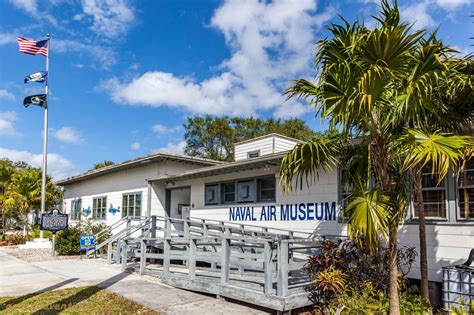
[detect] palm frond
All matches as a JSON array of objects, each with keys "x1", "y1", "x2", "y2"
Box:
[
  {"x1": 346, "y1": 187, "x2": 390, "y2": 250},
  {"x1": 399, "y1": 129, "x2": 472, "y2": 180},
  {"x1": 279, "y1": 134, "x2": 341, "y2": 193}
]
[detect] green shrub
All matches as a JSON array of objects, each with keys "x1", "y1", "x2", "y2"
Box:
[
  {"x1": 30, "y1": 228, "x2": 52, "y2": 241},
  {"x1": 328, "y1": 284, "x2": 430, "y2": 314},
  {"x1": 55, "y1": 225, "x2": 82, "y2": 255},
  {"x1": 55, "y1": 220, "x2": 111, "y2": 256}
]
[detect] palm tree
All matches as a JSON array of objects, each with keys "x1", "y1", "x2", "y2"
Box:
[
  {"x1": 398, "y1": 130, "x2": 472, "y2": 301},
  {"x1": 3, "y1": 168, "x2": 61, "y2": 233},
  {"x1": 279, "y1": 1, "x2": 469, "y2": 313},
  {"x1": 0, "y1": 159, "x2": 14, "y2": 239}
]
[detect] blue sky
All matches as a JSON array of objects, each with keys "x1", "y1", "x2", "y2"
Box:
[{"x1": 0, "y1": 0, "x2": 472, "y2": 180}]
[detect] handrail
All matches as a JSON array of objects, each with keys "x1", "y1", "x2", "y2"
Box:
[
  {"x1": 94, "y1": 215, "x2": 149, "y2": 239},
  {"x1": 188, "y1": 216, "x2": 313, "y2": 238}
]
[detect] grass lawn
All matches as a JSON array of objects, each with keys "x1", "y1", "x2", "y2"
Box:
[{"x1": 0, "y1": 286, "x2": 159, "y2": 314}]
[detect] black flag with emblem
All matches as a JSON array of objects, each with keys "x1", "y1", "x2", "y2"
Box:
[{"x1": 23, "y1": 94, "x2": 47, "y2": 108}]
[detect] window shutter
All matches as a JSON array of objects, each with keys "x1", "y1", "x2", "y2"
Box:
[
  {"x1": 237, "y1": 180, "x2": 255, "y2": 203},
  {"x1": 205, "y1": 185, "x2": 220, "y2": 205}
]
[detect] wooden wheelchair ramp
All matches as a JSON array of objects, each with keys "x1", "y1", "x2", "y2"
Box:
[{"x1": 95, "y1": 215, "x2": 340, "y2": 312}]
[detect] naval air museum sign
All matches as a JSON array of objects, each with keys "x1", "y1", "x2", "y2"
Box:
[{"x1": 229, "y1": 202, "x2": 337, "y2": 222}]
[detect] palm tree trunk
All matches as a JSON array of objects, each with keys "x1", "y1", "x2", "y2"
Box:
[
  {"x1": 413, "y1": 167, "x2": 430, "y2": 303},
  {"x1": 371, "y1": 137, "x2": 400, "y2": 315},
  {"x1": 389, "y1": 225, "x2": 400, "y2": 315}
]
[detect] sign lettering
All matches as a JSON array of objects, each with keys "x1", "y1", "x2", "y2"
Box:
[
  {"x1": 229, "y1": 202, "x2": 337, "y2": 222},
  {"x1": 40, "y1": 209, "x2": 68, "y2": 233}
]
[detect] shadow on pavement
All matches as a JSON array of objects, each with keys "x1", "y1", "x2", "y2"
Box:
[
  {"x1": 0, "y1": 278, "x2": 79, "y2": 311},
  {"x1": 31, "y1": 271, "x2": 131, "y2": 315}
]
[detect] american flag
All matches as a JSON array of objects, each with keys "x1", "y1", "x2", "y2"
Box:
[{"x1": 17, "y1": 37, "x2": 48, "y2": 57}]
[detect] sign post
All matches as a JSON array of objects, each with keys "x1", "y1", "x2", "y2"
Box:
[{"x1": 40, "y1": 209, "x2": 68, "y2": 255}]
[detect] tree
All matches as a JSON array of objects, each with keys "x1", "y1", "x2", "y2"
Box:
[
  {"x1": 90, "y1": 160, "x2": 115, "y2": 171},
  {"x1": 184, "y1": 115, "x2": 317, "y2": 161},
  {"x1": 279, "y1": 1, "x2": 472, "y2": 313},
  {"x1": 1, "y1": 161, "x2": 62, "y2": 232},
  {"x1": 398, "y1": 130, "x2": 471, "y2": 301},
  {"x1": 0, "y1": 159, "x2": 15, "y2": 238}
]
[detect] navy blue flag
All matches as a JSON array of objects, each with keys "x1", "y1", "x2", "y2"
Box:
[
  {"x1": 24, "y1": 71, "x2": 47, "y2": 83},
  {"x1": 23, "y1": 94, "x2": 47, "y2": 108}
]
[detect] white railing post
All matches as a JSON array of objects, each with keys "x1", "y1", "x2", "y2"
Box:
[
  {"x1": 163, "y1": 239, "x2": 170, "y2": 277},
  {"x1": 189, "y1": 238, "x2": 196, "y2": 280},
  {"x1": 264, "y1": 241, "x2": 273, "y2": 294},
  {"x1": 115, "y1": 240, "x2": 121, "y2": 264},
  {"x1": 139, "y1": 239, "x2": 146, "y2": 275},
  {"x1": 121, "y1": 240, "x2": 127, "y2": 270},
  {"x1": 107, "y1": 243, "x2": 113, "y2": 264},
  {"x1": 277, "y1": 239, "x2": 289, "y2": 297},
  {"x1": 221, "y1": 237, "x2": 230, "y2": 285},
  {"x1": 165, "y1": 217, "x2": 171, "y2": 238}
]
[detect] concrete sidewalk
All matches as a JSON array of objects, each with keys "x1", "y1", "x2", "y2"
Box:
[{"x1": 0, "y1": 250, "x2": 268, "y2": 314}]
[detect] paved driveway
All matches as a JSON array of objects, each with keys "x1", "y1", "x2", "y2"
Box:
[{"x1": 0, "y1": 250, "x2": 268, "y2": 314}]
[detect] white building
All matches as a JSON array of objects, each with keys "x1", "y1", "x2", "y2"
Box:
[{"x1": 57, "y1": 133, "x2": 474, "y2": 292}]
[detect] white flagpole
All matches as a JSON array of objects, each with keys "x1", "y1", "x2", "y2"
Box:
[{"x1": 39, "y1": 34, "x2": 50, "y2": 239}]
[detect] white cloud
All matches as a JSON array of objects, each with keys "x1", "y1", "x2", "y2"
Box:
[
  {"x1": 400, "y1": 0, "x2": 435, "y2": 28},
  {"x1": 0, "y1": 148, "x2": 79, "y2": 180},
  {"x1": 151, "y1": 123, "x2": 181, "y2": 134},
  {"x1": 0, "y1": 33, "x2": 17, "y2": 46},
  {"x1": 54, "y1": 39, "x2": 117, "y2": 69},
  {"x1": 130, "y1": 142, "x2": 140, "y2": 150},
  {"x1": 0, "y1": 89, "x2": 15, "y2": 101},
  {"x1": 102, "y1": 0, "x2": 335, "y2": 117},
  {"x1": 153, "y1": 141, "x2": 186, "y2": 155},
  {"x1": 53, "y1": 127, "x2": 84, "y2": 144},
  {"x1": 73, "y1": 13, "x2": 84, "y2": 21},
  {"x1": 9, "y1": 0, "x2": 58, "y2": 26},
  {"x1": 434, "y1": 0, "x2": 473, "y2": 10},
  {"x1": 400, "y1": 1, "x2": 435, "y2": 29},
  {"x1": 0, "y1": 112, "x2": 19, "y2": 136},
  {"x1": 10, "y1": 0, "x2": 38, "y2": 14},
  {"x1": 81, "y1": 0, "x2": 135, "y2": 39}
]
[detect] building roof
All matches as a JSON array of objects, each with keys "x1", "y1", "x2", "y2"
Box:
[
  {"x1": 233, "y1": 133, "x2": 304, "y2": 146},
  {"x1": 56, "y1": 153, "x2": 223, "y2": 186},
  {"x1": 147, "y1": 151, "x2": 286, "y2": 183}
]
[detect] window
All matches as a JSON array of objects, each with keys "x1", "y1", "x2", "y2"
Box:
[
  {"x1": 221, "y1": 182, "x2": 236, "y2": 203},
  {"x1": 70, "y1": 198, "x2": 82, "y2": 220},
  {"x1": 414, "y1": 165, "x2": 447, "y2": 219},
  {"x1": 257, "y1": 177, "x2": 276, "y2": 202},
  {"x1": 93, "y1": 196, "x2": 107, "y2": 220},
  {"x1": 338, "y1": 168, "x2": 356, "y2": 222},
  {"x1": 205, "y1": 176, "x2": 276, "y2": 205},
  {"x1": 237, "y1": 180, "x2": 256, "y2": 203},
  {"x1": 122, "y1": 193, "x2": 142, "y2": 218},
  {"x1": 247, "y1": 150, "x2": 260, "y2": 159},
  {"x1": 458, "y1": 159, "x2": 474, "y2": 219},
  {"x1": 205, "y1": 184, "x2": 220, "y2": 205}
]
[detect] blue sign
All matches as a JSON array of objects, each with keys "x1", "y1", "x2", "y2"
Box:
[
  {"x1": 229, "y1": 202, "x2": 337, "y2": 222},
  {"x1": 80, "y1": 235, "x2": 95, "y2": 250}
]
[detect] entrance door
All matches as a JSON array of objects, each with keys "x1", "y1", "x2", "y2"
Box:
[
  {"x1": 179, "y1": 205, "x2": 190, "y2": 221},
  {"x1": 166, "y1": 187, "x2": 191, "y2": 233}
]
